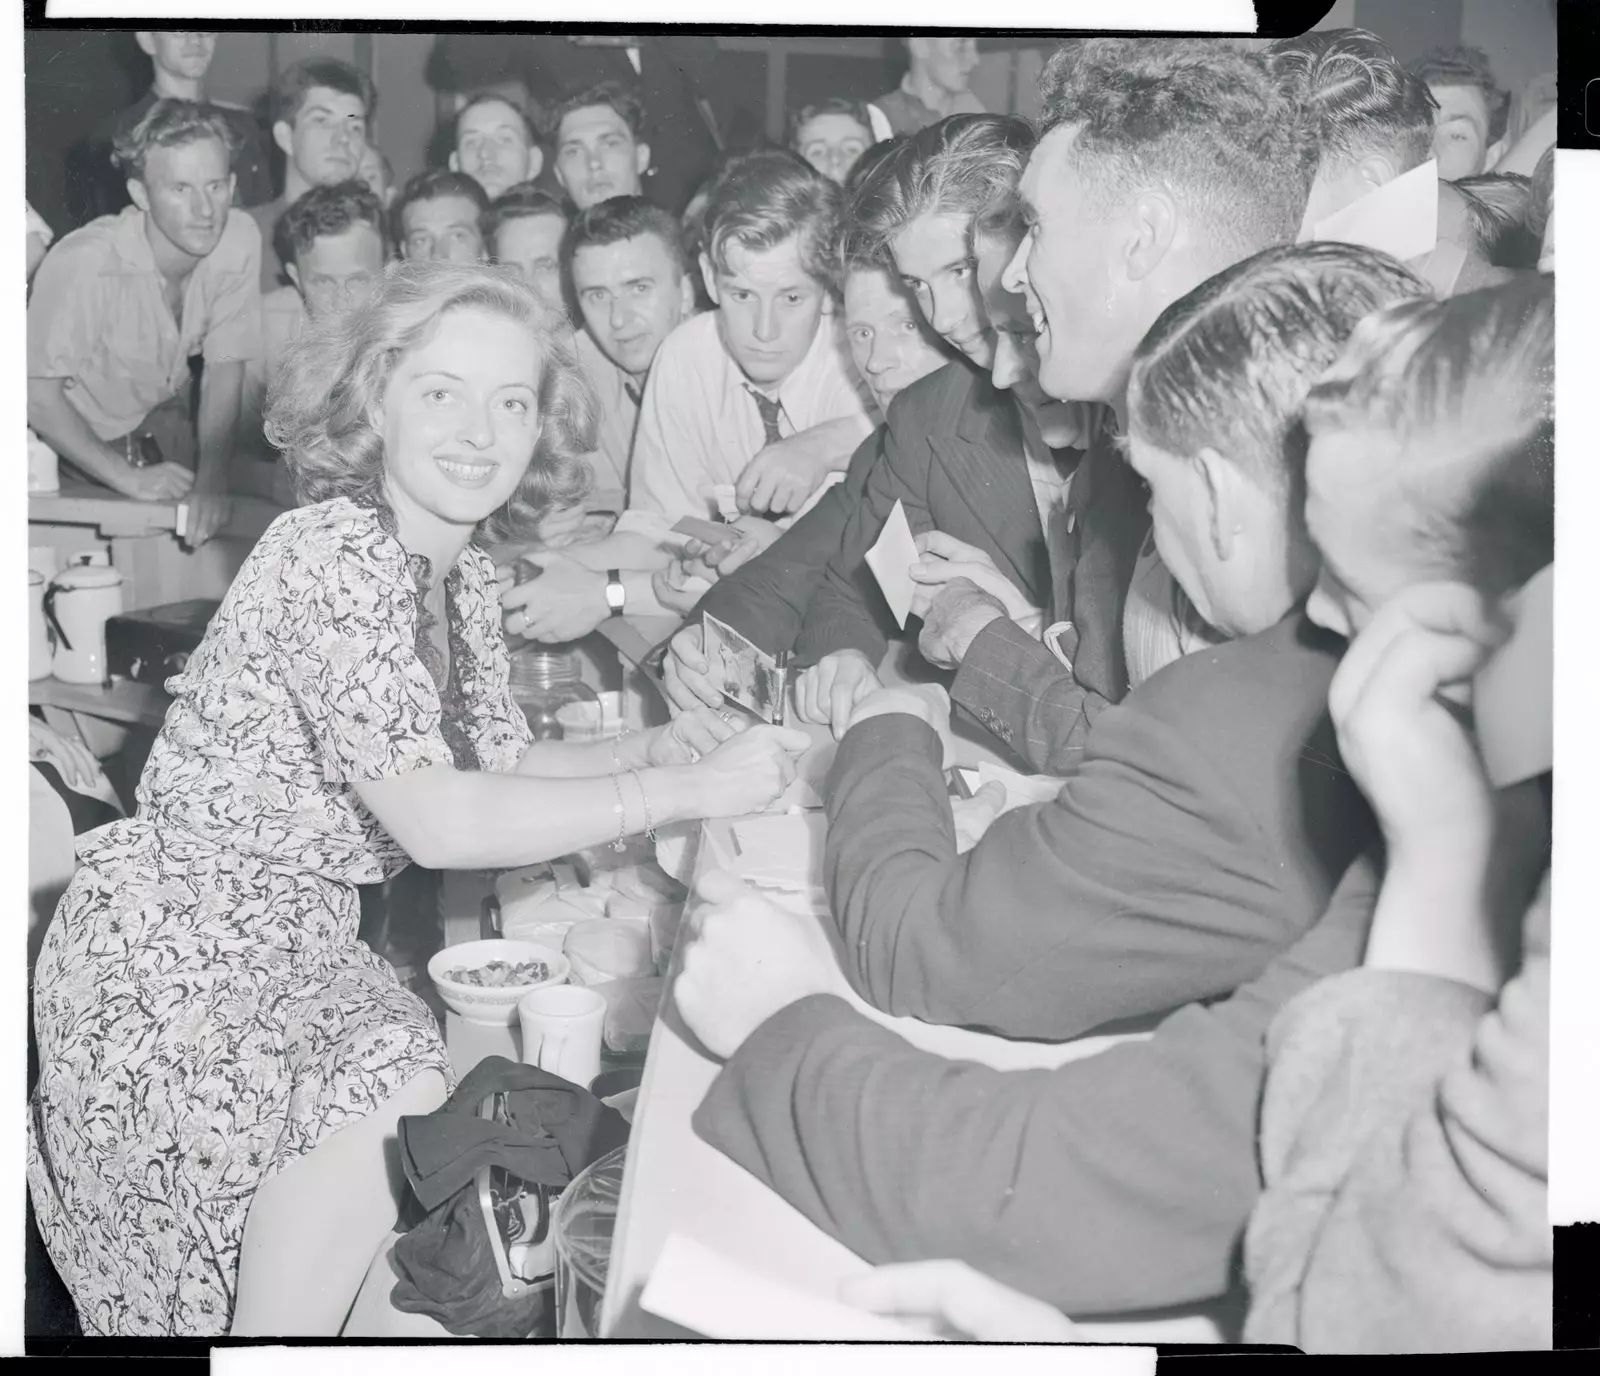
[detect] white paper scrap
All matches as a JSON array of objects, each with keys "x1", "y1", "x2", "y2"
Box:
[{"x1": 640, "y1": 1233, "x2": 936, "y2": 1341}]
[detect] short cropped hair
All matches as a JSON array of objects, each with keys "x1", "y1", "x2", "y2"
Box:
[
  {"x1": 545, "y1": 80, "x2": 647, "y2": 146},
  {"x1": 394, "y1": 168, "x2": 490, "y2": 236},
  {"x1": 700, "y1": 151, "x2": 844, "y2": 291},
  {"x1": 787, "y1": 97, "x2": 874, "y2": 149},
  {"x1": 1454, "y1": 173, "x2": 1539, "y2": 269},
  {"x1": 1304, "y1": 271, "x2": 1553, "y2": 596},
  {"x1": 1127, "y1": 241, "x2": 1431, "y2": 495},
  {"x1": 454, "y1": 90, "x2": 539, "y2": 148},
  {"x1": 1041, "y1": 38, "x2": 1318, "y2": 261},
  {"x1": 112, "y1": 98, "x2": 238, "y2": 183},
  {"x1": 1408, "y1": 45, "x2": 1510, "y2": 144},
  {"x1": 484, "y1": 182, "x2": 568, "y2": 252},
  {"x1": 265, "y1": 259, "x2": 598, "y2": 545},
  {"x1": 1265, "y1": 29, "x2": 1437, "y2": 174},
  {"x1": 273, "y1": 56, "x2": 376, "y2": 127},
  {"x1": 848, "y1": 114, "x2": 1035, "y2": 262},
  {"x1": 276, "y1": 179, "x2": 386, "y2": 269},
  {"x1": 564, "y1": 194, "x2": 689, "y2": 277}
]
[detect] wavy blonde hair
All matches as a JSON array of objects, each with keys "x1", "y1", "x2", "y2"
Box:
[{"x1": 264, "y1": 259, "x2": 598, "y2": 546}]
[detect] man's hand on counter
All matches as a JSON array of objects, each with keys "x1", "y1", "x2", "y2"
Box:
[
  {"x1": 674, "y1": 868, "x2": 849, "y2": 1060},
  {"x1": 181, "y1": 490, "x2": 234, "y2": 550},
  {"x1": 111, "y1": 460, "x2": 195, "y2": 504}
]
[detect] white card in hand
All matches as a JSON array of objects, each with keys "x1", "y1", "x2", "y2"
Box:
[
  {"x1": 640, "y1": 1233, "x2": 935, "y2": 1341},
  {"x1": 976, "y1": 761, "x2": 1066, "y2": 812},
  {"x1": 864, "y1": 498, "x2": 920, "y2": 629}
]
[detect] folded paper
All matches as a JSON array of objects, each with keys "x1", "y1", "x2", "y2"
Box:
[
  {"x1": 1304, "y1": 157, "x2": 1439, "y2": 264},
  {"x1": 640, "y1": 1232, "x2": 935, "y2": 1341},
  {"x1": 864, "y1": 499, "x2": 921, "y2": 629}
]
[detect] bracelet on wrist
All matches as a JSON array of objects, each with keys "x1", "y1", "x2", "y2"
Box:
[
  {"x1": 608, "y1": 771, "x2": 629, "y2": 852},
  {"x1": 628, "y1": 768, "x2": 657, "y2": 843}
]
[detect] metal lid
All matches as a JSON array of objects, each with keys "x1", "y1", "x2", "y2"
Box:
[{"x1": 50, "y1": 564, "x2": 122, "y2": 590}]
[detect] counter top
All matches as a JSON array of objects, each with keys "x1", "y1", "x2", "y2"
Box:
[
  {"x1": 29, "y1": 481, "x2": 287, "y2": 541},
  {"x1": 601, "y1": 812, "x2": 1228, "y2": 1343}
]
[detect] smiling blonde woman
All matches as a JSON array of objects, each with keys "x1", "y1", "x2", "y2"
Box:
[{"x1": 27, "y1": 260, "x2": 808, "y2": 1338}]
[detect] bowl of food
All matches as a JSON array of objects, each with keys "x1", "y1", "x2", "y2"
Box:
[{"x1": 428, "y1": 938, "x2": 570, "y2": 1026}]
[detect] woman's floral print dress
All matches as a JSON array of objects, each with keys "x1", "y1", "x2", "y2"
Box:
[{"x1": 27, "y1": 497, "x2": 532, "y2": 1336}]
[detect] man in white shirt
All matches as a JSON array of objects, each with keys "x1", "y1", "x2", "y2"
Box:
[{"x1": 499, "y1": 151, "x2": 876, "y2": 645}]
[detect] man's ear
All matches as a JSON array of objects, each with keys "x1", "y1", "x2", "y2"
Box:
[
  {"x1": 527, "y1": 146, "x2": 545, "y2": 183},
  {"x1": 1125, "y1": 190, "x2": 1179, "y2": 283},
  {"x1": 447, "y1": 151, "x2": 461, "y2": 174},
  {"x1": 127, "y1": 178, "x2": 150, "y2": 214},
  {"x1": 1196, "y1": 445, "x2": 1239, "y2": 562},
  {"x1": 135, "y1": 31, "x2": 156, "y2": 59},
  {"x1": 552, "y1": 159, "x2": 572, "y2": 195},
  {"x1": 634, "y1": 141, "x2": 652, "y2": 178},
  {"x1": 677, "y1": 272, "x2": 697, "y2": 319},
  {"x1": 699, "y1": 252, "x2": 720, "y2": 307},
  {"x1": 272, "y1": 119, "x2": 294, "y2": 160},
  {"x1": 1484, "y1": 136, "x2": 1510, "y2": 173},
  {"x1": 1355, "y1": 152, "x2": 1400, "y2": 193},
  {"x1": 285, "y1": 262, "x2": 301, "y2": 293}
]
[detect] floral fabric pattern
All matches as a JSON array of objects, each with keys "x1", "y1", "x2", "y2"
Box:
[{"x1": 27, "y1": 498, "x2": 532, "y2": 1336}]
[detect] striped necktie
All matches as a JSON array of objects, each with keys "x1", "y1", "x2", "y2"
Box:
[{"x1": 746, "y1": 386, "x2": 785, "y2": 446}]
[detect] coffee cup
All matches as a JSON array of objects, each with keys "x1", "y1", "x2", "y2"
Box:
[{"x1": 517, "y1": 984, "x2": 606, "y2": 1090}]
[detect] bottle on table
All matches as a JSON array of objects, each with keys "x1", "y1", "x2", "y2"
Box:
[{"x1": 510, "y1": 649, "x2": 599, "y2": 741}]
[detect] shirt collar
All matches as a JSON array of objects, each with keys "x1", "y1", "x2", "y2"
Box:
[
  {"x1": 110, "y1": 205, "x2": 161, "y2": 274},
  {"x1": 725, "y1": 308, "x2": 837, "y2": 411}
]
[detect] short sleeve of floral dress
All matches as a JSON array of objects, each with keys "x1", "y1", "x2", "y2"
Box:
[{"x1": 26, "y1": 498, "x2": 527, "y2": 1337}]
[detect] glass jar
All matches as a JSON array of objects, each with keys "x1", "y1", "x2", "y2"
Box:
[{"x1": 510, "y1": 650, "x2": 599, "y2": 741}]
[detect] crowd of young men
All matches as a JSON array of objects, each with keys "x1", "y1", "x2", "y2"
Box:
[{"x1": 25, "y1": 29, "x2": 1556, "y2": 1349}]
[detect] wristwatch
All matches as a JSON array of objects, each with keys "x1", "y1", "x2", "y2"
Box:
[{"x1": 605, "y1": 569, "x2": 626, "y2": 617}]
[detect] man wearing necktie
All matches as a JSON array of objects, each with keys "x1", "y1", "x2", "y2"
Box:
[{"x1": 497, "y1": 152, "x2": 875, "y2": 648}]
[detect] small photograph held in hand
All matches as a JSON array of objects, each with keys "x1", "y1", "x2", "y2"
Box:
[{"x1": 703, "y1": 613, "x2": 785, "y2": 725}]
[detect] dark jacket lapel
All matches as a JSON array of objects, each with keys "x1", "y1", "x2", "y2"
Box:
[{"x1": 929, "y1": 378, "x2": 1048, "y2": 604}]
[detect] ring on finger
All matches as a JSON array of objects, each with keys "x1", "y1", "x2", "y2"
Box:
[{"x1": 719, "y1": 710, "x2": 733, "y2": 724}]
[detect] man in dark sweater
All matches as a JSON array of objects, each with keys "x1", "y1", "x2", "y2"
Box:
[
  {"x1": 676, "y1": 238, "x2": 1432, "y2": 1316},
  {"x1": 69, "y1": 31, "x2": 273, "y2": 227}
]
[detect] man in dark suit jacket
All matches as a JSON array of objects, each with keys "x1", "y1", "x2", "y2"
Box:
[
  {"x1": 427, "y1": 33, "x2": 720, "y2": 215},
  {"x1": 674, "y1": 241, "x2": 1431, "y2": 1318}
]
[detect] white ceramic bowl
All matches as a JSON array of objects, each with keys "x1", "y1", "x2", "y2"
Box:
[{"x1": 428, "y1": 938, "x2": 570, "y2": 1026}]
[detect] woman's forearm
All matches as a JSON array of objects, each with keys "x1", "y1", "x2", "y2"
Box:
[
  {"x1": 514, "y1": 730, "x2": 654, "y2": 777},
  {"x1": 358, "y1": 764, "x2": 708, "y2": 871}
]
